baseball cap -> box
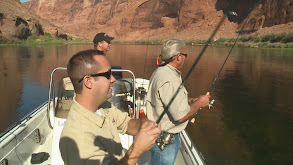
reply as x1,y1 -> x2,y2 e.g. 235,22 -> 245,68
93,33 -> 114,44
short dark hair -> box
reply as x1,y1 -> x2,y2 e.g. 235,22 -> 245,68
67,49 -> 104,94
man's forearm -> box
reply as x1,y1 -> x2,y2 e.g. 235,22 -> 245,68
177,104 -> 200,123
178,94 -> 210,122
119,145 -> 141,165
126,119 -> 144,136
120,120 -> 161,164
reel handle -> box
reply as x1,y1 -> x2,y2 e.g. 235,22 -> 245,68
190,99 -> 215,123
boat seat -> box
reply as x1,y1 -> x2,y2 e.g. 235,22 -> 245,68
62,77 -> 74,91
55,99 -> 73,118
51,77 -> 75,165
55,77 -> 75,119
113,78 -> 132,95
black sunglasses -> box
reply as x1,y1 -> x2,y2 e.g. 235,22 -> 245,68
103,40 -> 111,44
78,69 -> 112,83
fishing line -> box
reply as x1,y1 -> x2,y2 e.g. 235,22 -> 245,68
14,133 -> 24,165
191,30 -> 241,122
208,34 -> 240,93
142,0 -> 157,80
142,31 -> 151,80
191,0 -> 260,121
156,0 -> 239,124
137,1 -> 156,119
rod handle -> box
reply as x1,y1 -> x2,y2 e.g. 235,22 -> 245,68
190,92 -> 211,124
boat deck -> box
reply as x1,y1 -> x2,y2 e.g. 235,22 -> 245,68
30,134 -> 52,165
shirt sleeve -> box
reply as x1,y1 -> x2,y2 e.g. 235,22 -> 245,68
158,81 -> 190,121
110,106 -> 131,134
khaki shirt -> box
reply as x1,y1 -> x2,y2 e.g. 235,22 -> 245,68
146,64 -> 190,133
59,98 -> 131,165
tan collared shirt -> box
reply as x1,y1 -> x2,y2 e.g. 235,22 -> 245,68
59,98 -> 131,165
146,64 -> 190,134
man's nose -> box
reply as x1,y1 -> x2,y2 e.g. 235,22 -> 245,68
110,75 -> 116,83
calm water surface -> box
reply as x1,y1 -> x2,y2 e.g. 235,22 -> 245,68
0,44 -> 292,164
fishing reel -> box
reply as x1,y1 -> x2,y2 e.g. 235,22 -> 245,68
208,99 -> 215,109
157,131 -> 175,151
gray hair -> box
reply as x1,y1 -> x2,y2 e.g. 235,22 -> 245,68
161,39 -> 186,61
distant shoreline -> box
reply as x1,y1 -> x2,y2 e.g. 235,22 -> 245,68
1,40 -> 292,49
1,32 -> 292,48
116,32 -> 293,48
114,40 -> 293,48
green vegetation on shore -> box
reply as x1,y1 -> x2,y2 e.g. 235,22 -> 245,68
0,32 -> 90,46
1,32 -> 293,48
210,32 -> 293,48
115,32 -> 293,48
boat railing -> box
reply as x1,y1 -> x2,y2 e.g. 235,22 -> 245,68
0,102 -> 48,139
180,130 -> 205,165
111,69 -> 137,118
0,102 -> 48,150
48,67 -> 67,129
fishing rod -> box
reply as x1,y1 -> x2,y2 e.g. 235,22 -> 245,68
190,27 -> 241,123
190,1 -> 259,122
156,0 -> 239,124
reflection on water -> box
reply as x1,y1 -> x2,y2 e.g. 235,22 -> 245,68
185,47 -> 293,164
0,44 -> 292,164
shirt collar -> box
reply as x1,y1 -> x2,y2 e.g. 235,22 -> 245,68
71,96 -> 106,127
166,64 -> 181,77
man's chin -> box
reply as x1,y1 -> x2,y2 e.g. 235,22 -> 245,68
107,93 -> 112,100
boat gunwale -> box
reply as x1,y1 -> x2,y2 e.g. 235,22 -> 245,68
0,101 -> 48,139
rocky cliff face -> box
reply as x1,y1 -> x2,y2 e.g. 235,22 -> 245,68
238,0 -> 293,33
4,0 -> 293,42
0,0 -> 71,42
1,0 -> 43,40
25,0 -> 236,40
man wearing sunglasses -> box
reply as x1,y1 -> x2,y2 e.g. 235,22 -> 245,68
60,49 -> 161,165
93,32 -> 114,56
146,39 -> 210,165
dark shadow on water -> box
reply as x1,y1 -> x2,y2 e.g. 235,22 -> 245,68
218,69 -> 293,164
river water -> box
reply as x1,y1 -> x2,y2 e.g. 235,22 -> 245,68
0,44 -> 292,164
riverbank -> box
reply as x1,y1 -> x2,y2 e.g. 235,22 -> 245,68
116,32 -> 293,48
0,32 -> 90,46
210,32 -> 293,48
115,40 -> 293,48
1,32 -> 292,48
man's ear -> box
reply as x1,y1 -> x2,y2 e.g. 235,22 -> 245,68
83,76 -> 93,89
176,54 -> 181,61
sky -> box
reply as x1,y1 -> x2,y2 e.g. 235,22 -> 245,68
20,0 -> 31,3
